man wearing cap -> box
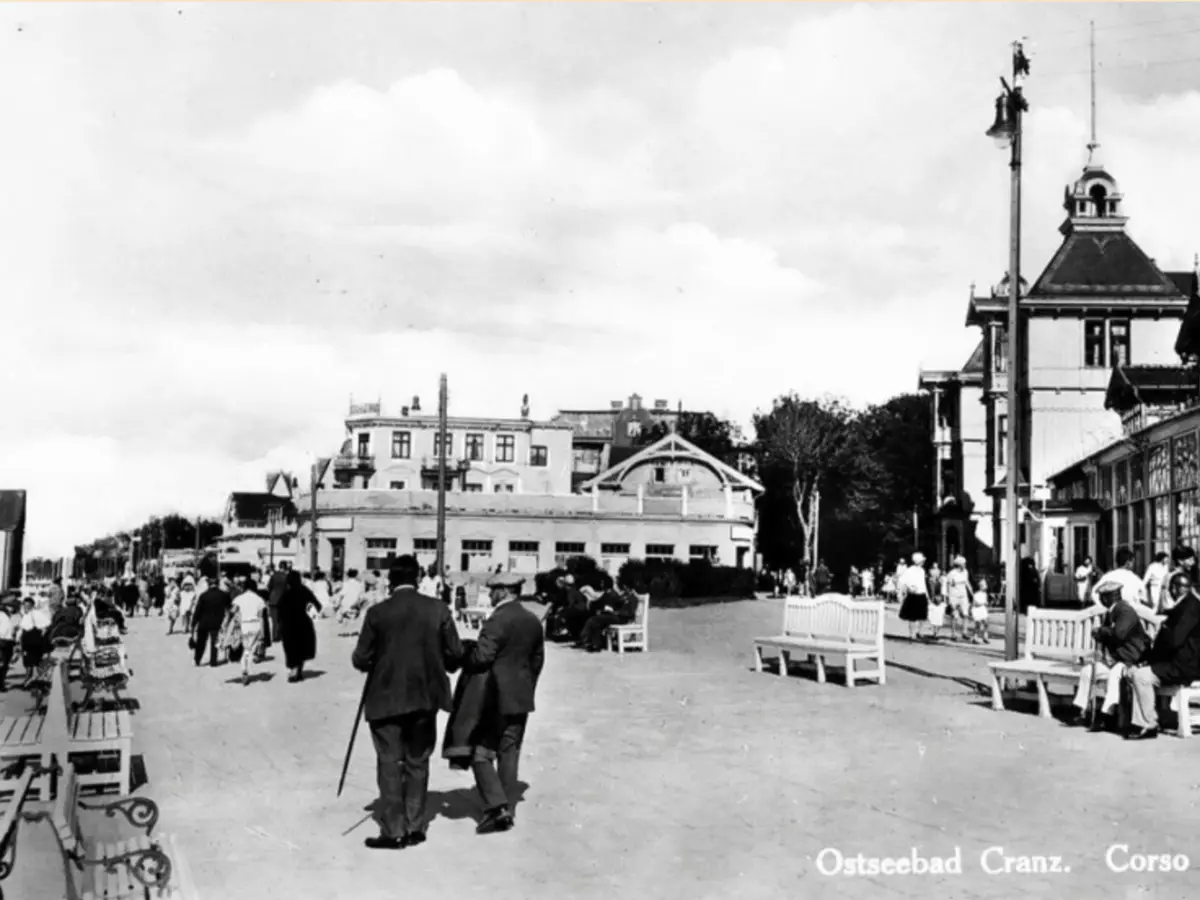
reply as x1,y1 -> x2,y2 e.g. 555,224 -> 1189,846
1071,582 -> 1149,732
462,570 -> 545,835
352,554 -> 464,850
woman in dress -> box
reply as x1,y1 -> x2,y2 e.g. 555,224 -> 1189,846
897,552 -> 930,639
944,556 -> 972,641
277,570 -> 319,683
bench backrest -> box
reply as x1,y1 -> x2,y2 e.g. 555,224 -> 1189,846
632,593 -> 649,629
0,768 -> 36,854
782,596 -> 884,647
40,661 -> 72,751
1025,603 -> 1164,662
49,762 -> 82,858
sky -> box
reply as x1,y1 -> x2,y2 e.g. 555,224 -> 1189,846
5,2 -> 1200,555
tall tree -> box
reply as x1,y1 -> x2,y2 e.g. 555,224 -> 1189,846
754,395 -> 856,570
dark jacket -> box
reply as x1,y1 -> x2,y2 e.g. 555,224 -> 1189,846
267,571 -> 288,607
465,601 -> 545,716
1094,599 -> 1150,666
442,641 -> 499,770
191,588 -> 231,631
351,586 -> 464,722
277,582 -> 318,668
1149,592 -> 1200,685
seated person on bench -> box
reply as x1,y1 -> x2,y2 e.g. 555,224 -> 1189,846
1071,582 -> 1148,732
1123,570 -> 1200,741
578,584 -> 641,652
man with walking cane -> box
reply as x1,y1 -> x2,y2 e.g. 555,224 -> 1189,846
1070,582 -> 1148,733
350,555 -> 463,850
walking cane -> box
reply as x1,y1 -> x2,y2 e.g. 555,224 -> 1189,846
337,669 -> 372,798
1088,638 -> 1102,730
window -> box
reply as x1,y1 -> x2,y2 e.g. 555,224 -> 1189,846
1084,319 -> 1107,368
1149,444 -> 1170,496
389,480 -> 407,490
627,421 -> 642,438
413,538 -> 437,551
530,445 -> 548,467
1131,452 -> 1145,502
1099,464 -> 1113,508
654,466 -> 666,483
679,467 -> 691,480
1174,433 -> 1198,490
1152,497 -> 1172,557
493,484 -> 514,493
573,447 -> 603,474
496,435 -> 515,463
465,433 -> 484,461
1178,490 -> 1200,549
1116,461 -> 1129,505
555,542 -> 586,554
464,484 -> 483,493
509,541 -> 539,553
646,544 -> 675,558
996,415 -> 1008,467
1117,507 -> 1131,550
391,431 -> 411,459
357,433 -> 371,457
1110,320 -> 1131,367
462,540 -> 493,552
689,545 -> 718,561
601,543 -> 630,555
365,538 -> 397,570
940,465 -> 956,501
991,326 -> 1008,373
433,432 -> 453,459
1084,318 -> 1131,368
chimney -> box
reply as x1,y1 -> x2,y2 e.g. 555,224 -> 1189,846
401,406 -> 409,417
610,400 -> 623,410
630,393 -> 642,410
654,399 -> 668,410
520,393 -> 530,418
411,395 -> 421,413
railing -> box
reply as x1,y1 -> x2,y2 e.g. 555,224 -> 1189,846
420,455 -> 469,470
333,453 -> 376,469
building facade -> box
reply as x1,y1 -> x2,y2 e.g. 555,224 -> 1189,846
0,490 -> 26,593
917,342 -> 990,569
212,472 -> 299,570
293,402 -> 764,582
922,147 -> 1195,573
550,394 -> 686,490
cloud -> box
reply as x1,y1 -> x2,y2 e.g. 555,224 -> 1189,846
5,4 -> 1200,554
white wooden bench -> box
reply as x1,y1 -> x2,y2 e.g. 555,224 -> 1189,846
2,663 -> 133,799
23,762 -> 197,900
0,768 -> 37,900
988,603 -> 1180,722
753,596 -> 886,687
606,593 -> 650,654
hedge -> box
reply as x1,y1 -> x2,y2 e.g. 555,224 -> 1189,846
533,555 -> 756,604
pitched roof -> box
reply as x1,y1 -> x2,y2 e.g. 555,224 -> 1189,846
961,340 -> 985,375
1030,230 -> 1185,298
226,492 -> 295,524
580,433 -> 764,494
1104,364 -> 1197,413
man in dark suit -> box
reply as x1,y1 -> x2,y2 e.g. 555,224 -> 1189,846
1071,583 -> 1149,731
464,571 -> 545,835
190,580 -> 232,667
1124,570 -> 1200,740
266,563 -> 289,639
352,554 -> 463,850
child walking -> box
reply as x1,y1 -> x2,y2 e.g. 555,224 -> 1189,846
971,578 -> 991,643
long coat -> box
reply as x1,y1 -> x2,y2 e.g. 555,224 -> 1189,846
351,586 -> 464,722
464,600 -> 545,716
277,584 -> 318,668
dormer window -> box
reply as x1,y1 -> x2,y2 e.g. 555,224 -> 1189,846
1089,184 -> 1108,217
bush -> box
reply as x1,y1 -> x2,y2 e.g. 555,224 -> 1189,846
533,556 -> 611,598
617,558 -> 755,602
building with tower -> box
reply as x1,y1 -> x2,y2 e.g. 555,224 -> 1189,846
921,144 -> 1197,575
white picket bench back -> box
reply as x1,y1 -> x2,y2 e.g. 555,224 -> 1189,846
781,595 -> 882,647
1024,603 -> 1163,662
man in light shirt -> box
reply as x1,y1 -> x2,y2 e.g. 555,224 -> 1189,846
336,568 -> 367,626
232,577 -> 268,685
1143,551 -> 1171,612
1090,548 -> 1147,608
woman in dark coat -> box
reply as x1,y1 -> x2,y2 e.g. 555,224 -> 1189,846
278,571 -> 319,682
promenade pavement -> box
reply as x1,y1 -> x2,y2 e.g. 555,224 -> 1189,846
4,597 -> 1199,900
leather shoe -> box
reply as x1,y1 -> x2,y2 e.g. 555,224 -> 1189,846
1125,727 -> 1159,741
364,835 -> 405,850
476,810 -> 514,835
402,832 -> 426,848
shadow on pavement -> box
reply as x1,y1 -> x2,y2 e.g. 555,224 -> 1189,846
886,661 -> 991,696
224,672 -> 276,685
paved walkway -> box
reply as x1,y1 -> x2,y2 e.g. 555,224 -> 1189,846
4,599 -> 1199,900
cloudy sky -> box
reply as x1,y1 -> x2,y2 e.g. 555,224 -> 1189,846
4,2 -> 1200,554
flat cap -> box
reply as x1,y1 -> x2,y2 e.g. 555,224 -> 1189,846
487,571 -> 525,589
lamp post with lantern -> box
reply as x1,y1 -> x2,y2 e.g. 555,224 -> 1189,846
985,40 -> 1030,662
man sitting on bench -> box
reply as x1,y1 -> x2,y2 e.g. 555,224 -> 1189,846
578,584 -> 641,653
1071,582 -> 1149,732
1124,570 -> 1200,740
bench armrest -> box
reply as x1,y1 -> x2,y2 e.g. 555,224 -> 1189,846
78,796 -> 160,836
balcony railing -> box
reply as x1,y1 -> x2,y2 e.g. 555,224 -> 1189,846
421,455 -> 469,471
333,453 -> 376,471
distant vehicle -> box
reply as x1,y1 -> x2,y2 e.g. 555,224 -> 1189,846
161,549 -> 200,581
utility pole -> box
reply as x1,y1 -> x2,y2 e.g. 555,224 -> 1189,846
269,507 -> 277,569
436,374 -> 449,580
986,40 -> 1030,661
310,462 -> 319,575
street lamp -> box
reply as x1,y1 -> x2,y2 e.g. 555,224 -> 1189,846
986,41 -> 1030,662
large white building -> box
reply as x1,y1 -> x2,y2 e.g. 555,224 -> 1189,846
921,147 -> 1196,573
292,401 -> 763,581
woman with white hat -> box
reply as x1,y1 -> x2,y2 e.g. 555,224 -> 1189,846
897,552 -> 930,639
945,556 -> 972,640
